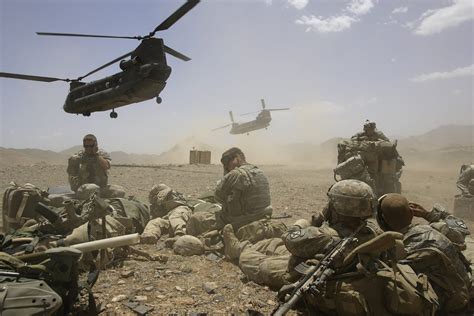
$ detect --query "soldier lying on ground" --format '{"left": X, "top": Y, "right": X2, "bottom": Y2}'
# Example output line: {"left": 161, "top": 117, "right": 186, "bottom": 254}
{"left": 376, "top": 193, "right": 472, "bottom": 314}
{"left": 140, "top": 184, "right": 194, "bottom": 244}
{"left": 224, "top": 179, "right": 439, "bottom": 315}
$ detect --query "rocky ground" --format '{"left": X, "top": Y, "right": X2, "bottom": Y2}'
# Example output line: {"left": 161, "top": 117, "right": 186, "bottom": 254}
{"left": 0, "top": 163, "right": 472, "bottom": 314}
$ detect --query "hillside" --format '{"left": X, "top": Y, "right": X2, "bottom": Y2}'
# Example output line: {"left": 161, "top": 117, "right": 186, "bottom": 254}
{"left": 0, "top": 125, "right": 472, "bottom": 167}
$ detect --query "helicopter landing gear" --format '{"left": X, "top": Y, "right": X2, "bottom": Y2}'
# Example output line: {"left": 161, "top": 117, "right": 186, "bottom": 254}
{"left": 110, "top": 110, "right": 118, "bottom": 119}
{"left": 83, "top": 112, "right": 91, "bottom": 117}
{"left": 156, "top": 97, "right": 162, "bottom": 104}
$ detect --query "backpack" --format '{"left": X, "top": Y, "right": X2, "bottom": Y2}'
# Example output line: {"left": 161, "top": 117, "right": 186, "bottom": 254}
{"left": 2, "top": 182, "right": 49, "bottom": 232}
{"left": 303, "top": 261, "right": 438, "bottom": 316}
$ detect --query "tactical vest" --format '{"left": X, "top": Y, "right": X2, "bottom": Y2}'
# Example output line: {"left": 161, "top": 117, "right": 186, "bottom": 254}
{"left": 219, "top": 164, "right": 272, "bottom": 228}
{"left": 68, "top": 151, "right": 109, "bottom": 191}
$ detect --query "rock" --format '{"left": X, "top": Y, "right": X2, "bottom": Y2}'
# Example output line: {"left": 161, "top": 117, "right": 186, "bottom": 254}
{"left": 181, "top": 297, "right": 194, "bottom": 305}
{"left": 175, "top": 286, "right": 185, "bottom": 292}
{"left": 133, "top": 296, "right": 148, "bottom": 302}
{"left": 214, "top": 295, "right": 225, "bottom": 302}
{"left": 144, "top": 286, "right": 154, "bottom": 292}
{"left": 117, "top": 280, "right": 126, "bottom": 285}
{"left": 157, "top": 295, "right": 166, "bottom": 299}
{"left": 202, "top": 282, "right": 218, "bottom": 294}
{"left": 111, "top": 295, "right": 127, "bottom": 302}
{"left": 120, "top": 270, "right": 134, "bottom": 278}
{"left": 267, "top": 299, "right": 276, "bottom": 306}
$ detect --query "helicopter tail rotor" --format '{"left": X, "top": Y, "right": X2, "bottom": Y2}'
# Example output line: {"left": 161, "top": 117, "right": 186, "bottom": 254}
{"left": 229, "top": 111, "right": 235, "bottom": 123}
{"left": 261, "top": 99, "right": 266, "bottom": 109}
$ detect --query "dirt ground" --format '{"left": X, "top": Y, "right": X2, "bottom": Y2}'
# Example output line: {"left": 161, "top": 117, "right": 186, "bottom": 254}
{"left": 0, "top": 163, "right": 472, "bottom": 314}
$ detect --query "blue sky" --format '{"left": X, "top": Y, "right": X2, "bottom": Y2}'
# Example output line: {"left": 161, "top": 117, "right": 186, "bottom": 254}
{"left": 1, "top": 0, "right": 472, "bottom": 154}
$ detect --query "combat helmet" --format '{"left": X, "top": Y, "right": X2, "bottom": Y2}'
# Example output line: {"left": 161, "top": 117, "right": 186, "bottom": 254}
{"left": 363, "top": 120, "right": 376, "bottom": 131}
{"left": 327, "top": 179, "right": 376, "bottom": 217}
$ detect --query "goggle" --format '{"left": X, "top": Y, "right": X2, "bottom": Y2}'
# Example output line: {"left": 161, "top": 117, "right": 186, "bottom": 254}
{"left": 83, "top": 144, "right": 95, "bottom": 148}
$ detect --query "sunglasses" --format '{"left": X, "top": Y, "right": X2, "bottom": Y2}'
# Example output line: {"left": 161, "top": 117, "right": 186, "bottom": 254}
{"left": 84, "top": 144, "right": 95, "bottom": 148}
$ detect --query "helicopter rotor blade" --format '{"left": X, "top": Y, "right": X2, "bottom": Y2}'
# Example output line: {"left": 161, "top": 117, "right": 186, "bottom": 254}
{"left": 77, "top": 51, "right": 134, "bottom": 81}
{"left": 212, "top": 123, "right": 232, "bottom": 131}
{"left": 266, "top": 108, "right": 290, "bottom": 111}
{"left": 0, "top": 72, "right": 71, "bottom": 83}
{"left": 164, "top": 45, "right": 191, "bottom": 61}
{"left": 151, "top": 0, "right": 200, "bottom": 35}
{"left": 240, "top": 111, "right": 260, "bottom": 116}
{"left": 37, "top": 32, "right": 141, "bottom": 40}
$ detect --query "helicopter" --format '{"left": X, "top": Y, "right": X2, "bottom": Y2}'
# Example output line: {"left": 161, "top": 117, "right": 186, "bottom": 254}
{"left": 0, "top": 0, "right": 199, "bottom": 119}
{"left": 212, "top": 99, "right": 289, "bottom": 135}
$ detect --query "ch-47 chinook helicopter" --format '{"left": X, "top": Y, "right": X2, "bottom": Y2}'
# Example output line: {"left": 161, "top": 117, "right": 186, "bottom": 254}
{"left": 0, "top": 0, "right": 199, "bottom": 119}
{"left": 212, "top": 99, "right": 289, "bottom": 135}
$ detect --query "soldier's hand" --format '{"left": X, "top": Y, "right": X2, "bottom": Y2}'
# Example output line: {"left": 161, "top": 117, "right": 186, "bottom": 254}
{"left": 408, "top": 202, "right": 428, "bottom": 218}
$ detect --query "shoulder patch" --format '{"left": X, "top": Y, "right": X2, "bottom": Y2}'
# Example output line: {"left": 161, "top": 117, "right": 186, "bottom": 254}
{"left": 288, "top": 229, "right": 305, "bottom": 240}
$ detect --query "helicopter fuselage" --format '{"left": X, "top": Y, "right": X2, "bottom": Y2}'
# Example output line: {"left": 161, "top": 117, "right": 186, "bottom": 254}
{"left": 64, "top": 62, "right": 171, "bottom": 114}
{"left": 230, "top": 112, "right": 272, "bottom": 134}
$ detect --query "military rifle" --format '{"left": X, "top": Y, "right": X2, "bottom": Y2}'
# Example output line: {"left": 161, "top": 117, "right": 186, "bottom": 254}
{"left": 272, "top": 223, "right": 364, "bottom": 316}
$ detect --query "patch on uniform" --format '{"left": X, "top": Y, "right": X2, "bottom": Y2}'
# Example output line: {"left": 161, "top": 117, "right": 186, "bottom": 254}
{"left": 455, "top": 220, "right": 468, "bottom": 229}
{"left": 288, "top": 229, "right": 305, "bottom": 239}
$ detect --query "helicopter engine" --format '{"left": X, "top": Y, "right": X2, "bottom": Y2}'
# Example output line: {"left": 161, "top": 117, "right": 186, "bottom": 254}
{"left": 119, "top": 56, "right": 140, "bottom": 71}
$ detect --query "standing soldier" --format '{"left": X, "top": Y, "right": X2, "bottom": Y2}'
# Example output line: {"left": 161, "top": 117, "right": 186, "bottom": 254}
{"left": 351, "top": 120, "right": 389, "bottom": 141}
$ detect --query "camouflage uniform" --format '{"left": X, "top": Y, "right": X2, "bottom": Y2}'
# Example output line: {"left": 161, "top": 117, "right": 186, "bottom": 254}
{"left": 378, "top": 195, "right": 472, "bottom": 313}
{"left": 457, "top": 164, "right": 474, "bottom": 195}
{"left": 141, "top": 184, "right": 193, "bottom": 244}
{"left": 224, "top": 181, "right": 381, "bottom": 290}
{"left": 57, "top": 197, "right": 150, "bottom": 246}
{"left": 187, "top": 163, "right": 273, "bottom": 236}
{"left": 350, "top": 130, "right": 389, "bottom": 142}
{"left": 67, "top": 149, "right": 111, "bottom": 192}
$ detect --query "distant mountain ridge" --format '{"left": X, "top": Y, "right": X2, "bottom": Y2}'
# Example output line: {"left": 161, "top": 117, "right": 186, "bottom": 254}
{"left": 1, "top": 125, "right": 472, "bottom": 167}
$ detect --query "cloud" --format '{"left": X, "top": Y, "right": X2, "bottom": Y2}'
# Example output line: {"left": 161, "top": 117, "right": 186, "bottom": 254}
{"left": 392, "top": 6, "right": 408, "bottom": 14}
{"left": 412, "top": 0, "right": 473, "bottom": 35}
{"left": 287, "top": 0, "right": 308, "bottom": 10}
{"left": 411, "top": 64, "right": 473, "bottom": 82}
{"left": 347, "top": 0, "right": 375, "bottom": 16}
{"left": 296, "top": 0, "right": 375, "bottom": 33}
{"left": 296, "top": 15, "right": 357, "bottom": 33}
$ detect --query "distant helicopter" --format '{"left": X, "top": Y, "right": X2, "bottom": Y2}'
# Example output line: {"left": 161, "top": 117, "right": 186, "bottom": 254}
{"left": 0, "top": 0, "right": 199, "bottom": 119}
{"left": 213, "top": 99, "right": 289, "bottom": 135}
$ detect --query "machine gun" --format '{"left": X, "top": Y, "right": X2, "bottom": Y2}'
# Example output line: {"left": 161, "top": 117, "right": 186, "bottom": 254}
{"left": 272, "top": 224, "right": 364, "bottom": 316}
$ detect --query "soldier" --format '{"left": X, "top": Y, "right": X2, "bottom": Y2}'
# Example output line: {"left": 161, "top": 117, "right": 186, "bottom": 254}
{"left": 457, "top": 164, "right": 474, "bottom": 196}
{"left": 140, "top": 184, "right": 193, "bottom": 244}
{"left": 222, "top": 180, "right": 381, "bottom": 290}
{"left": 67, "top": 134, "right": 123, "bottom": 198}
{"left": 376, "top": 193, "right": 472, "bottom": 314}
{"left": 351, "top": 120, "right": 389, "bottom": 142}
{"left": 187, "top": 147, "right": 273, "bottom": 236}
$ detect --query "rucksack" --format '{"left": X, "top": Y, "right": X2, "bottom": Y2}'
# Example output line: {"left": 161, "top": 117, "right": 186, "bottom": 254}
{"left": 2, "top": 182, "right": 49, "bottom": 232}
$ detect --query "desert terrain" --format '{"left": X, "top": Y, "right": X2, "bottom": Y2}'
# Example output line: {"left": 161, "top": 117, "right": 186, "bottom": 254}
{"left": 0, "top": 161, "right": 471, "bottom": 314}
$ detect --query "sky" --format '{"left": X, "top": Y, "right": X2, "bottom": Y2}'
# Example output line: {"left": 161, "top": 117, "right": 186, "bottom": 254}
{"left": 0, "top": 0, "right": 473, "bottom": 154}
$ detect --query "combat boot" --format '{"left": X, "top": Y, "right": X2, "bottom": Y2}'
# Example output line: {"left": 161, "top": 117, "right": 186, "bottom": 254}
{"left": 223, "top": 224, "right": 246, "bottom": 261}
